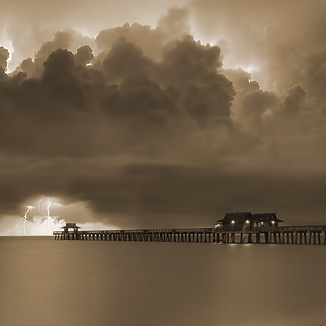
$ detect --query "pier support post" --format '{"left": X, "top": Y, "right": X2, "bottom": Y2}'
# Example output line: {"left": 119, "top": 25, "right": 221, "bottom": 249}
{"left": 280, "top": 232, "right": 284, "bottom": 244}
{"left": 265, "top": 232, "right": 270, "bottom": 244}
{"left": 256, "top": 233, "right": 260, "bottom": 243}
{"left": 231, "top": 233, "right": 235, "bottom": 243}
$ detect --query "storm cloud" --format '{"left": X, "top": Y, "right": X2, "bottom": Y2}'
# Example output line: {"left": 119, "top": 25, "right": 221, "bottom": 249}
{"left": 1, "top": 2, "right": 326, "bottom": 233}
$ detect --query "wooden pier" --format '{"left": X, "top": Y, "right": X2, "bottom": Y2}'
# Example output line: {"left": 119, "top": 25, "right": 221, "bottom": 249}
{"left": 53, "top": 224, "right": 326, "bottom": 244}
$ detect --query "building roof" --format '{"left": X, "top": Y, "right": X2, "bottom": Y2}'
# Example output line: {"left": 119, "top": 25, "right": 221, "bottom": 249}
{"left": 216, "top": 212, "right": 253, "bottom": 222}
{"left": 62, "top": 223, "right": 81, "bottom": 228}
{"left": 251, "top": 213, "right": 284, "bottom": 223}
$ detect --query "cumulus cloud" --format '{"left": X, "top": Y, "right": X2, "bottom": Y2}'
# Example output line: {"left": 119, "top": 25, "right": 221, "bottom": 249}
{"left": 0, "top": 10, "right": 241, "bottom": 230}
{"left": 0, "top": 46, "right": 10, "bottom": 72}
{"left": 2, "top": 2, "right": 326, "bottom": 233}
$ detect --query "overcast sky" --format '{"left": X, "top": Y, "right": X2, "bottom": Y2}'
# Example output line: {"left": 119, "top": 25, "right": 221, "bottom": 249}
{"left": 1, "top": 0, "right": 326, "bottom": 235}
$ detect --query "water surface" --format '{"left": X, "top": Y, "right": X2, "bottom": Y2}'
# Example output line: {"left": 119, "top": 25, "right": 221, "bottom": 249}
{"left": 1, "top": 237, "right": 326, "bottom": 326}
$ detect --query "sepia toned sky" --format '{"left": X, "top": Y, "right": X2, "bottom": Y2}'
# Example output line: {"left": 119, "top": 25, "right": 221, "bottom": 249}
{"left": 1, "top": 0, "right": 326, "bottom": 234}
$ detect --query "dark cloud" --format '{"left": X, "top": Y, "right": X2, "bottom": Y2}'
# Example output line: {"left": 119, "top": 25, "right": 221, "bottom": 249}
{"left": 2, "top": 2, "right": 326, "bottom": 232}
{"left": 279, "top": 85, "right": 306, "bottom": 118}
{"left": 74, "top": 45, "right": 93, "bottom": 66}
{"left": 96, "top": 7, "right": 190, "bottom": 61}
{"left": 16, "top": 30, "right": 95, "bottom": 78}
{"left": 1, "top": 157, "right": 325, "bottom": 228}
{"left": 102, "top": 37, "right": 153, "bottom": 82}
{"left": 300, "top": 49, "right": 326, "bottom": 106}
{"left": 0, "top": 17, "right": 241, "bottom": 228}
{"left": 0, "top": 26, "right": 238, "bottom": 162}
{"left": 0, "top": 46, "right": 10, "bottom": 74}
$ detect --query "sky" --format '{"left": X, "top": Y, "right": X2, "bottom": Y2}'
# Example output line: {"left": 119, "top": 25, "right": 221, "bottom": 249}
{"left": 1, "top": 0, "right": 326, "bottom": 235}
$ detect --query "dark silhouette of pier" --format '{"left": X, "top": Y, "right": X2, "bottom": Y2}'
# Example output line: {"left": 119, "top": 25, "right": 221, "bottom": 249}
{"left": 54, "top": 223, "right": 326, "bottom": 244}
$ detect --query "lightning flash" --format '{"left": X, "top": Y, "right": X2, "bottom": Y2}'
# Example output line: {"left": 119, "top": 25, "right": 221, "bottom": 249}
{"left": 20, "top": 206, "right": 33, "bottom": 236}
{"left": 41, "top": 199, "right": 60, "bottom": 233}
{"left": 20, "top": 197, "right": 60, "bottom": 235}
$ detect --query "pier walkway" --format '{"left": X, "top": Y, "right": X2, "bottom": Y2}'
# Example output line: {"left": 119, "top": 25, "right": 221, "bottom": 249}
{"left": 53, "top": 225, "right": 326, "bottom": 244}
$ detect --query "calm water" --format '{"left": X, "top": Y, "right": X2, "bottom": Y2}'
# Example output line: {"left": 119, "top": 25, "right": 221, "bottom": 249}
{"left": 1, "top": 237, "right": 326, "bottom": 326}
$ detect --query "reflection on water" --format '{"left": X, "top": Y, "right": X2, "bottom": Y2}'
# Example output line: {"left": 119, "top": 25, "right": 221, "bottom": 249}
{"left": 1, "top": 237, "right": 326, "bottom": 326}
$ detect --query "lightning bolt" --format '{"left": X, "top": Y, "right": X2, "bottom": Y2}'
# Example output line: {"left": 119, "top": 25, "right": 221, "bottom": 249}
{"left": 20, "top": 197, "right": 61, "bottom": 236}
{"left": 35, "top": 198, "right": 42, "bottom": 213}
{"left": 45, "top": 200, "right": 53, "bottom": 233}
{"left": 41, "top": 199, "right": 60, "bottom": 234}
{"left": 20, "top": 206, "right": 33, "bottom": 236}
{"left": 20, "top": 198, "right": 43, "bottom": 236}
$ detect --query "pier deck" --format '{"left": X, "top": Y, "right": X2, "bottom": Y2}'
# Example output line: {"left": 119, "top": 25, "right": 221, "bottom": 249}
{"left": 53, "top": 225, "right": 326, "bottom": 244}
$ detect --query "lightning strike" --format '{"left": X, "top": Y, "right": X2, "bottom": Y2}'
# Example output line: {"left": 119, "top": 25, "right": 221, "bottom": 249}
{"left": 35, "top": 198, "right": 42, "bottom": 213}
{"left": 20, "top": 206, "right": 33, "bottom": 236}
{"left": 45, "top": 200, "right": 53, "bottom": 233}
{"left": 41, "top": 199, "right": 60, "bottom": 235}
{"left": 20, "top": 198, "right": 43, "bottom": 236}
{"left": 20, "top": 197, "right": 60, "bottom": 235}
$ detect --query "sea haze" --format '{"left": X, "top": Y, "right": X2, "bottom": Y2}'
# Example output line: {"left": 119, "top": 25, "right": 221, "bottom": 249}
{"left": 1, "top": 237, "right": 326, "bottom": 326}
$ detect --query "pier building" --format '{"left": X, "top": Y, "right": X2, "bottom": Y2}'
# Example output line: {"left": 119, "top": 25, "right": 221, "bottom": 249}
{"left": 215, "top": 212, "right": 284, "bottom": 229}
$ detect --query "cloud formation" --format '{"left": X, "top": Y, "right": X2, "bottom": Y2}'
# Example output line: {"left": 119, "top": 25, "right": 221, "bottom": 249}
{"left": 1, "top": 2, "right": 326, "bottom": 233}
{"left": 0, "top": 46, "right": 9, "bottom": 72}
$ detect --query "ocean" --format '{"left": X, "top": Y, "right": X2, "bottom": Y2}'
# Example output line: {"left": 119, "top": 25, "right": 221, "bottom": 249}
{"left": 1, "top": 237, "right": 326, "bottom": 326}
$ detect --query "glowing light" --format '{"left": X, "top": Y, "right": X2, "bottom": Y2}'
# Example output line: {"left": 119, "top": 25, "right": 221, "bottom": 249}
{"left": 231, "top": 220, "right": 235, "bottom": 224}
{"left": 0, "top": 28, "right": 15, "bottom": 73}
{"left": 271, "top": 221, "right": 275, "bottom": 224}
{"left": 240, "top": 66, "right": 256, "bottom": 74}
{"left": 246, "top": 220, "right": 250, "bottom": 224}
{"left": 73, "top": 27, "right": 97, "bottom": 39}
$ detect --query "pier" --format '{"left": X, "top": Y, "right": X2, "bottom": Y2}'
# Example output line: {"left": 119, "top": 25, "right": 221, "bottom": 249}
{"left": 53, "top": 224, "right": 326, "bottom": 244}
